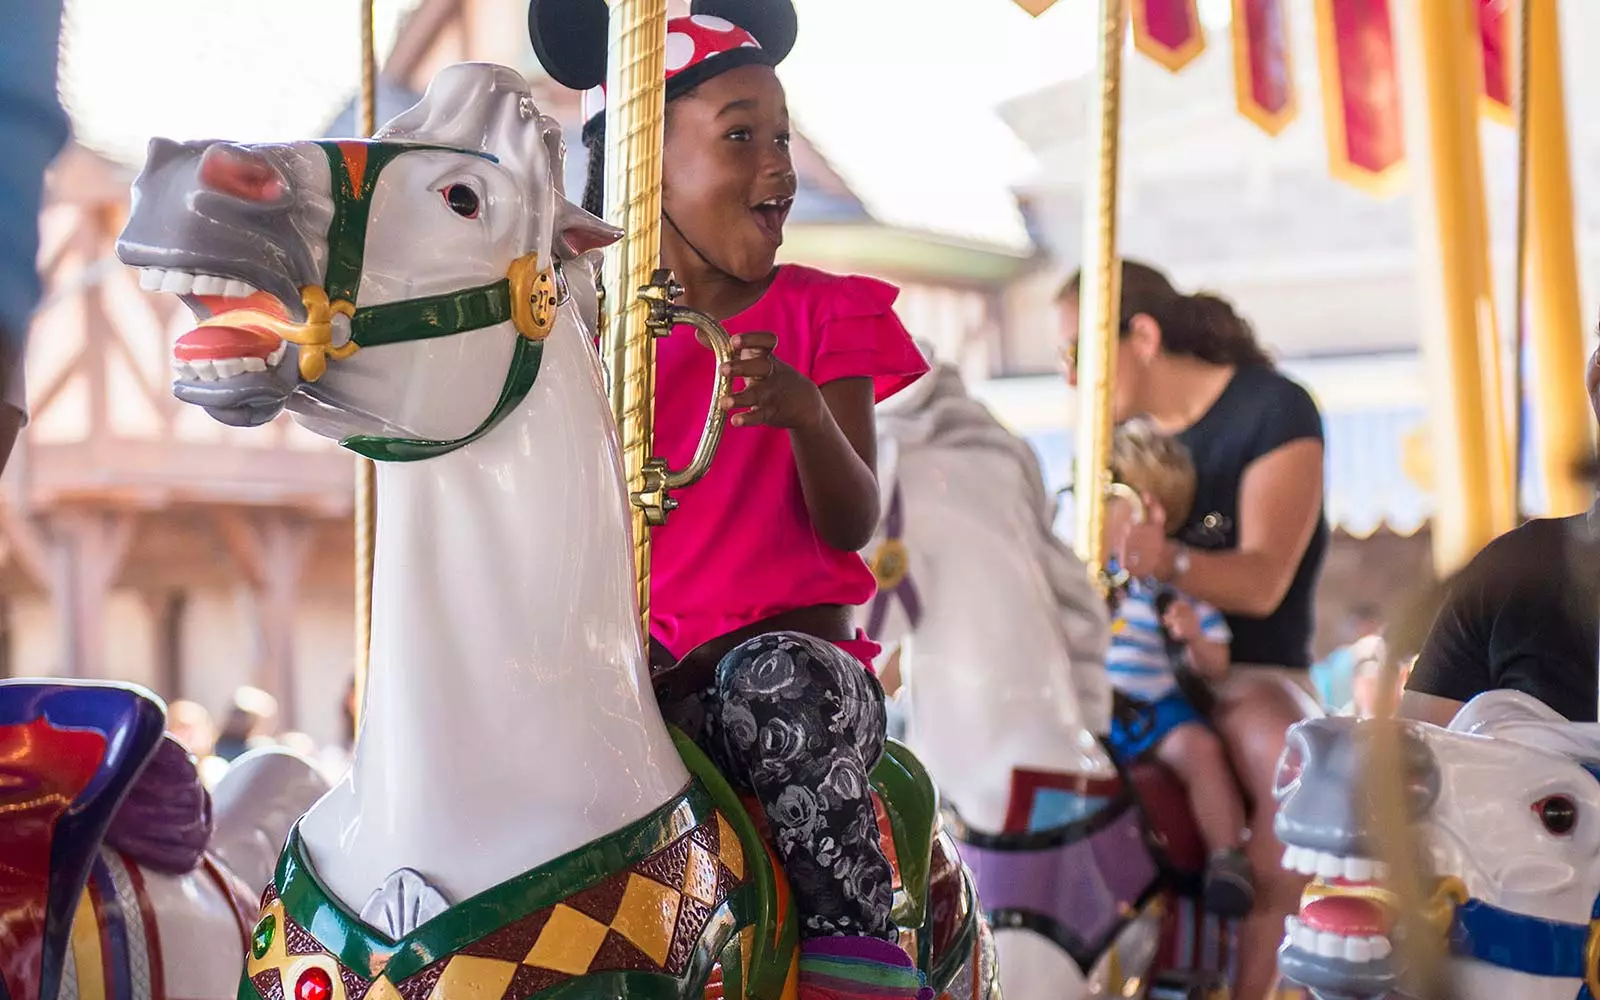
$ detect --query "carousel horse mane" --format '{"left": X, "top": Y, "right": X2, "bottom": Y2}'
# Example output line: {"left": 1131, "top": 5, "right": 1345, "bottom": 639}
{"left": 877, "top": 356, "right": 1112, "bottom": 725}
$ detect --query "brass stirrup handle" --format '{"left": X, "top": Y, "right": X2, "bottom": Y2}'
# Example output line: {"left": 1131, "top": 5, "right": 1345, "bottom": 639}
{"left": 639, "top": 278, "right": 735, "bottom": 493}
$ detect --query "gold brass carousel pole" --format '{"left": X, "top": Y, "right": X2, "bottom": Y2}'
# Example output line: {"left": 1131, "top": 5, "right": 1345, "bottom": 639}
{"left": 601, "top": 0, "right": 669, "bottom": 636}
{"left": 1522, "top": 0, "right": 1592, "bottom": 518}
{"left": 1071, "top": 0, "right": 1127, "bottom": 590}
{"left": 352, "top": 0, "right": 378, "bottom": 735}
{"left": 1396, "top": 0, "right": 1506, "bottom": 574}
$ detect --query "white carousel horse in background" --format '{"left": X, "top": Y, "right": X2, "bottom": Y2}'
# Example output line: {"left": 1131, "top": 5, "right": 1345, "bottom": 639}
{"left": 118, "top": 62, "right": 998, "bottom": 1000}
{"left": 0, "top": 679, "right": 329, "bottom": 1000}
{"left": 862, "top": 358, "right": 1266, "bottom": 999}
{"left": 1277, "top": 689, "right": 1600, "bottom": 1000}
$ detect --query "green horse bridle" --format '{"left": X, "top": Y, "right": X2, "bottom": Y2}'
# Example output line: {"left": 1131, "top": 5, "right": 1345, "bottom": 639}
{"left": 198, "top": 139, "right": 565, "bottom": 462}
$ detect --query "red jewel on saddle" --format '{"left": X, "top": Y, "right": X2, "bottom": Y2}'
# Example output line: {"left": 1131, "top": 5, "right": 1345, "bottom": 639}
{"left": 295, "top": 967, "right": 333, "bottom": 1000}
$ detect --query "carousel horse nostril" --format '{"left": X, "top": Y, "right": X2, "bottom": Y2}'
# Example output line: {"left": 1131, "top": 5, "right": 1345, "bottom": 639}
{"left": 198, "top": 142, "right": 287, "bottom": 204}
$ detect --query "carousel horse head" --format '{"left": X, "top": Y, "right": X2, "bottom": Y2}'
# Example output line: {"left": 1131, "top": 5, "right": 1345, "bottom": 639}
{"left": 117, "top": 62, "right": 619, "bottom": 452}
{"left": 1276, "top": 690, "right": 1600, "bottom": 1000}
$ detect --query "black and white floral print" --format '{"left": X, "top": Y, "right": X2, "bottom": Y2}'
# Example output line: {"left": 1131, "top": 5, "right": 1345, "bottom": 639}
{"left": 660, "top": 631, "right": 896, "bottom": 940}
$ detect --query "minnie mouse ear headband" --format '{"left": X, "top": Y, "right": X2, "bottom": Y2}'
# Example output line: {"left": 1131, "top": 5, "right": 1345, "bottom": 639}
{"left": 528, "top": 0, "right": 798, "bottom": 142}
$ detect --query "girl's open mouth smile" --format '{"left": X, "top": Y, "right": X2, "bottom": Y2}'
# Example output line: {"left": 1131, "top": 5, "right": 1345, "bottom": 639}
{"left": 751, "top": 196, "right": 794, "bottom": 243}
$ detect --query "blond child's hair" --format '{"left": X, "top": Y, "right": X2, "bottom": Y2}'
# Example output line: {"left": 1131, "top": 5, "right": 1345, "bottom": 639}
{"left": 1110, "top": 418, "right": 1196, "bottom": 534}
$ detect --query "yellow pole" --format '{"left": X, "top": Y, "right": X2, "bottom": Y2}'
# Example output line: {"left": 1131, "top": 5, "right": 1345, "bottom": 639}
{"left": 601, "top": 0, "right": 668, "bottom": 635}
{"left": 1524, "top": 0, "right": 1593, "bottom": 517}
{"left": 352, "top": 0, "right": 377, "bottom": 735}
{"left": 1071, "top": 0, "right": 1126, "bottom": 587}
{"left": 1395, "top": 0, "right": 1507, "bottom": 573}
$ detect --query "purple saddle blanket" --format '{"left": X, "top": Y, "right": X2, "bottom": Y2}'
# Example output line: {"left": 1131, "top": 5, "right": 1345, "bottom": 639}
{"left": 103, "top": 733, "right": 213, "bottom": 874}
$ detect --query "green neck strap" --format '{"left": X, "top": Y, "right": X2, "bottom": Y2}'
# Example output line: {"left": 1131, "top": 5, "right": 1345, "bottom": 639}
{"left": 308, "top": 140, "right": 552, "bottom": 463}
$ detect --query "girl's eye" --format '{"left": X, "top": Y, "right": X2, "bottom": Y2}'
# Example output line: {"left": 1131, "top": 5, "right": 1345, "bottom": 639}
{"left": 443, "top": 183, "right": 480, "bottom": 219}
{"left": 776, "top": 132, "right": 792, "bottom": 150}
{"left": 725, "top": 127, "right": 752, "bottom": 142}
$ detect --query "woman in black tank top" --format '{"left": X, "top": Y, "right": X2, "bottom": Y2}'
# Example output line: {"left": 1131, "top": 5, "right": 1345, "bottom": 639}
{"left": 1060, "top": 260, "right": 1327, "bottom": 998}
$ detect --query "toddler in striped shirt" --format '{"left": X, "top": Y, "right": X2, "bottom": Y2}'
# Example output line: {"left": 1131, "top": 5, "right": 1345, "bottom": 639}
{"left": 1105, "top": 419, "right": 1253, "bottom": 917}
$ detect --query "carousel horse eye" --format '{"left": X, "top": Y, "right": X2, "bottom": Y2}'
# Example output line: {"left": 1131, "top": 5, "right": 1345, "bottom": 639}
{"left": 443, "top": 183, "right": 480, "bottom": 219}
{"left": 1535, "top": 795, "right": 1578, "bottom": 835}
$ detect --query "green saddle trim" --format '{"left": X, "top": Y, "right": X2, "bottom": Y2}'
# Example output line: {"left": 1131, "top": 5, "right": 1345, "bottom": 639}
{"left": 870, "top": 738, "right": 937, "bottom": 929}
{"left": 668, "top": 726, "right": 796, "bottom": 1000}
{"left": 273, "top": 781, "right": 713, "bottom": 981}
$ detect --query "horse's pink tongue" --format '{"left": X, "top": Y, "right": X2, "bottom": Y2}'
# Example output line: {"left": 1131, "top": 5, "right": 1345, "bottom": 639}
{"left": 175, "top": 325, "right": 279, "bottom": 362}
{"left": 1301, "top": 895, "right": 1389, "bottom": 936}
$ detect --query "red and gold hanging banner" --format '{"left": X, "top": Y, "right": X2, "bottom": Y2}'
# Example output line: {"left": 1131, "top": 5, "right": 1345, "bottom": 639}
{"left": 1231, "top": 0, "right": 1297, "bottom": 135}
{"left": 1132, "top": 0, "right": 1205, "bottom": 73}
{"left": 1314, "top": 0, "right": 1406, "bottom": 195}
{"left": 1478, "top": 0, "right": 1512, "bottom": 124}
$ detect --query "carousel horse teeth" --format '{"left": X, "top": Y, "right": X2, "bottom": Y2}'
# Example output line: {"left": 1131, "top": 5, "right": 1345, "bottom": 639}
{"left": 172, "top": 360, "right": 197, "bottom": 379}
{"left": 267, "top": 343, "right": 286, "bottom": 367}
{"left": 1342, "top": 856, "right": 1375, "bottom": 881}
{"left": 1368, "top": 935, "right": 1392, "bottom": 960}
{"left": 159, "top": 269, "right": 195, "bottom": 294}
{"left": 1315, "top": 931, "right": 1345, "bottom": 958}
{"left": 191, "top": 273, "right": 229, "bottom": 295}
{"left": 224, "top": 278, "right": 257, "bottom": 298}
{"left": 1343, "top": 935, "right": 1374, "bottom": 963}
{"left": 1282, "top": 845, "right": 1304, "bottom": 872}
{"left": 1315, "top": 850, "right": 1345, "bottom": 878}
{"left": 139, "top": 267, "right": 166, "bottom": 290}
{"left": 213, "top": 357, "right": 246, "bottom": 378}
{"left": 241, "top": 356, "right": 267, "bottom": 373}
{"left": 190, "top": 358, "right": 218, "bottom": 381}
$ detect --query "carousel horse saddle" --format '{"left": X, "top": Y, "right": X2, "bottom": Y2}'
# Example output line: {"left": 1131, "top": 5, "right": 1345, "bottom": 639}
{"left": 240, "top": 730, "right": 974, "bottom": 1000}
{"left": 0, "top": 681, "right": 171, "bottom": 1000}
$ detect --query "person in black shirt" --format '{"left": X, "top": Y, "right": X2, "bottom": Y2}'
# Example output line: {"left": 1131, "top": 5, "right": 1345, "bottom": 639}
{"left": 1403, "top": 348, "right": 1600, "bottom": 724}
{"left": 1060, "top": 260, "right": 1327, "bottom": 1000}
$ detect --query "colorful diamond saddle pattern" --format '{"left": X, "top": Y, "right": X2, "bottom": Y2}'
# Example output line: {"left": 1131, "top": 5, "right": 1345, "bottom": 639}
{"left": 244, "top": 810, "right": 748, "bottom": 1000}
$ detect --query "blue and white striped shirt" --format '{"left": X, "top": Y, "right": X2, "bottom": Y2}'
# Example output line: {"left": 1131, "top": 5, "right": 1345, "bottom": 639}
{"left": 1107, "top": 580, "right": 1231, "bottom": 701}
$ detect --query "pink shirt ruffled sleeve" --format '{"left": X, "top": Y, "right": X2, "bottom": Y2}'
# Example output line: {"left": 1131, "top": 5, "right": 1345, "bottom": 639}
{"left": 807, "top": 273, "right": 929, "bottom": 403}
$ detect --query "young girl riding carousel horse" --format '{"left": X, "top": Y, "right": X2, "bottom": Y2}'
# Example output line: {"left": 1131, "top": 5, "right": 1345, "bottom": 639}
{"left": 530, "top": 3, "right": 930, "bottom": 998}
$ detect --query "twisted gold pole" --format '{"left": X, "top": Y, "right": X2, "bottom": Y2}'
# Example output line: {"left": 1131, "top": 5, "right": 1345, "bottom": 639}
{"left": 1071, "top": 0, "right": 1126, "bottom": 588}
{"left": 600, "top": 0, "right": 669, "bottom": 637}
{"left": 352, "top": 0, "right": 378, "bottom": 735}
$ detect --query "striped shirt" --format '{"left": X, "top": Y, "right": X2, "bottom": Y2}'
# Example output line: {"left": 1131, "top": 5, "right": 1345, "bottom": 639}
{"left": 1107, "top": 581, "right": 1231, "bottom": 701}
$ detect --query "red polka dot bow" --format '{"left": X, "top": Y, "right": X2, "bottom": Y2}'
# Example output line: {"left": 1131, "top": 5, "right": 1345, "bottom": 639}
{"left": 582, "top": 15, "right": 766, "bottom": 125}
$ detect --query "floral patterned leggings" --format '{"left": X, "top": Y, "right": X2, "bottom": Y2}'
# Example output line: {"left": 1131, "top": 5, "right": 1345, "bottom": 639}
{"left": 659, "top": 631, "right": 897, "bottom": 941}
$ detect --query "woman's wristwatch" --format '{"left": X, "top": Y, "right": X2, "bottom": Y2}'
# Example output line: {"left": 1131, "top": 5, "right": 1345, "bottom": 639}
{"left": 1168, "top": 542, "right": 1191, "bottom": 581}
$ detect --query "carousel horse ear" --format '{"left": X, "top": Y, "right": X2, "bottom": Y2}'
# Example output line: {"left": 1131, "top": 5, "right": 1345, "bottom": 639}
{"left": 690, "top": 0, "right": 798, "bottom": 63}
{"left": 555, "top": 199, "right": 622, "bottom": 259}
{"left": 528, "top": 0, "right": 610, "bottom": 91}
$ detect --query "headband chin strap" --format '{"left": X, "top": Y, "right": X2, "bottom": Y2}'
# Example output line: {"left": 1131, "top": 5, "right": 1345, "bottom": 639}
{"left": 663, "top": 207, "right": 743, "bottom": 288}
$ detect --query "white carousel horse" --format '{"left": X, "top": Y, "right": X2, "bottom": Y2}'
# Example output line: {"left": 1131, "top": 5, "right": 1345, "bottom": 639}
{"left": 861, "top": 359, "right": 1249, "bottom": 999}
{"left": 0, "top": 679, "right": 329, "bottom": 1000}
{"left": 117, "top": 62, "right": 998, "bottom": 1000}
{"left": 1276, "top": 689, "right": 1600, "bottom": 1000}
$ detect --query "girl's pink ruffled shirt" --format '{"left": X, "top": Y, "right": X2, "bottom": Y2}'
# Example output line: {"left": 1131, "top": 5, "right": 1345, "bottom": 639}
{"left": 650, "top": 265, "right": 929, "bottom": 665}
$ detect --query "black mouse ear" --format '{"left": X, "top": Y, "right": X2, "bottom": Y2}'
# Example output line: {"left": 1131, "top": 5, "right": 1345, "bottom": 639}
{"left": 689, "top": 0, "right": 798, "bottom": 64}
{"left": 528, "top": 0, "right": 611, "bottom": 91}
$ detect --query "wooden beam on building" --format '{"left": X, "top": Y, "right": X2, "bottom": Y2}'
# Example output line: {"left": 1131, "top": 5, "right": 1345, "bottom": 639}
{"left": 137, "top": 588, "right": 187, "bottom": 700}
{"left": 0, "top": 504, "right": 52, "bottom": 587}
{"left": 47, "top": 509, "right": 137, "bottom": 677}
{"left": 211, "top": 509, "right": 313, "bottom": 727}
